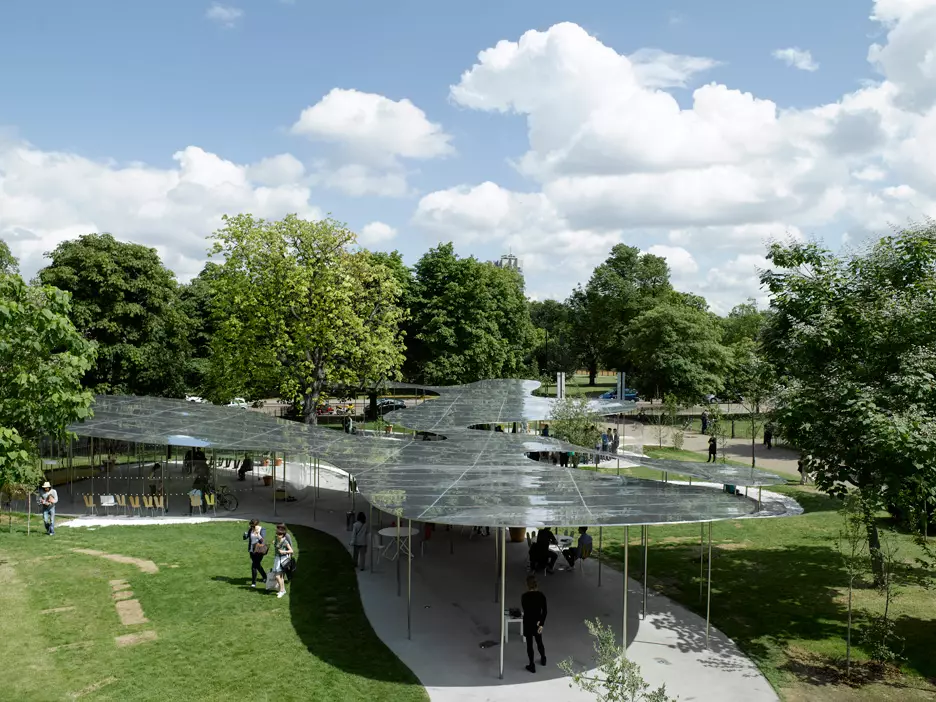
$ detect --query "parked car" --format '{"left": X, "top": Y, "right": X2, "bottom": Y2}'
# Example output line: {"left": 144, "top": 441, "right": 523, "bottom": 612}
{"left": 226, "top": 397, "right": 249, "bottom": 408}
{"left": 599, "top": 389, "right": 639, "bottom": 401}
{"left": 702, "top": 394, "right": 719, "bottom": 404}
{"left": 186, "top": 395, "right": 206, "bottom": 404}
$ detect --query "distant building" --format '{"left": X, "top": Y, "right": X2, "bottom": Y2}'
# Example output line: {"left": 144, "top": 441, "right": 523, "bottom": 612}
{"left": 492, "top": 253, "right": 523, "bottom": 276}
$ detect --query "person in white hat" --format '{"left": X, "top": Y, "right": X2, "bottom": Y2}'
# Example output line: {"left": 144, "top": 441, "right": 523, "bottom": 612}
{"left": 38, "top": 481, "right": 58, "bottom": 535}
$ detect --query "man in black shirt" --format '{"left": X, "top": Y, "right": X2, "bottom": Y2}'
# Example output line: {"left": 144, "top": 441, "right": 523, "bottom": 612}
{"left": 520, "top": 575, "right": 547, "bottom": 673}
{"left": 531, "top": 527, "right": 558, "bottom": 573}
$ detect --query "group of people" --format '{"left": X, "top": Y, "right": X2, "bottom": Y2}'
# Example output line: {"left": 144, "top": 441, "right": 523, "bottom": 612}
{"left": 528, "top": 526, "right": 593, "bottom": 574}
{"left": 243, "top": 520, "right": 295, "bottom": 598}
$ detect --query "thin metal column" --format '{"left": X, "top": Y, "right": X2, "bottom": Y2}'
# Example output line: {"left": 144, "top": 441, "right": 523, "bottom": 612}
{"left": 598, "top": 526, "right": 602, "bottom": 587}
{"left": 623, "top": 525, "right": 629, "bottom": 656}
{"left": 272, "top": 452, "right": 277, "bottom": 516}
{"left": 407, "top": 518, "right": 412, "bottom": 640}
{"left": 494, "top": 524, "right": 500, "bottom": 603}
{"left": 699, "top": 523, "right": 705, "bottom": 600}
{"left": 642, "top": 525, "right": 648, "bottom": 620}
{"left": 498, "top": 526, "right": 506, "bottom": 680}
{"left": 396, "top": 519, "right": 401, "bottom": 597}
{"left": 369, "top": 504, "right": 375, "bottom": 573}
{"left": 706, "top": 522, "right": 713, "bottom": 647}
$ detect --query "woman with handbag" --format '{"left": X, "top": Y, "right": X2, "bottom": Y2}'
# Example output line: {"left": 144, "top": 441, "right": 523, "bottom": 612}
{"left": 243, "top": 519, "right": 268, "bottom": 588}
{"left": 272, "top": 523, "right": 294, "bottom": 598}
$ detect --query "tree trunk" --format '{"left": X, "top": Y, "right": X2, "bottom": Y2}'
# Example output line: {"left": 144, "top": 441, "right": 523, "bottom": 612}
{"left": 588, "top": 365, "right": 597, "bottom": 386}
{"left": 302, "top": 391, "right": 318, "bottom": 425}
{"left": 846, "top": 578, "right": 853, "bottom": 679}
{"left": 864, "top": 509, "right": 884, "bottom": 586}
{"left": 27, "top": 494, "right": 31, "bottom": 536}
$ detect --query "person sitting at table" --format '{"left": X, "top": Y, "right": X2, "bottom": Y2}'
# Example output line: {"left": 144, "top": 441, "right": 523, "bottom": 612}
{"left": 530, "top": 527, "right": 558, "bottom": 574}
{"left": 237, "top": 453, "right": 254, "bottom": 481}
{"left": 562, "top": 526, "right": 593, "bottom": 570}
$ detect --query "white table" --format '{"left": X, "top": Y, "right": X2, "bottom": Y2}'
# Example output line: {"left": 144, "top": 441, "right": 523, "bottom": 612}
{"left": 378, "top": 526, "right": 418, "bottom": 561}
{"left": 504, "top": 610, "right": 523, "bottom": 642}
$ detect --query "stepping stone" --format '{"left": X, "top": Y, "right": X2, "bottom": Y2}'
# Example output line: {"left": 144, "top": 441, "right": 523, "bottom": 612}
{"left": 41, "top": 606, "right": 76, "bottom": 615}
{"left": 70, "top": 676, "right": 117, "bottom": 698}
{"left": 115, "top": 630, "right": 157, "bottom": 647}
{"left": 115, "top": 599, "right": 148, "bottom": 626}
{"left": 46, "top": 641, "right": 92, "bottom": 653}
{"left": 112, "top": 591, "right": 133, "bottom": 601}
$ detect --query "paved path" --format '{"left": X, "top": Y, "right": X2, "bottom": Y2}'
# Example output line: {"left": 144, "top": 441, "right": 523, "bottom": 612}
{"left": 61, "top": 460, "right": 784, "bottom": 702}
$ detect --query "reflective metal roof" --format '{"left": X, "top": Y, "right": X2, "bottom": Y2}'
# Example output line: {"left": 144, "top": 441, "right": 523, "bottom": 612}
{"left": 67, "top": 380, "right": 782, "bottom": 527}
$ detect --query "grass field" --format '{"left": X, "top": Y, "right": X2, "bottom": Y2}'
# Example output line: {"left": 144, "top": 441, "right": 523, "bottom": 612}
{"left": 0, "top": 518, "right": 427, "bottom": 702}
{"left": 595, "top": 454, "right": 936, "bottom": 701}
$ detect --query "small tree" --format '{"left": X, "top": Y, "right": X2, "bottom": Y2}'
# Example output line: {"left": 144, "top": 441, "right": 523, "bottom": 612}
{"left": 663, "top": 394, "right": 684, "bottom": 450}
{"left": 707, "top": 405, "right": 731, "bottom": 463}
{"left": 0, "top": 429, "right": 45, "bottom": 534}
{"left": 838, "top": 492, "right": 868, "bottom": 679}
{"left": 550, "top": 397, "right": 602, "bottom": 456}
{"left": 558, "top": 619, "right": 677, "bottom": 702}
{"left": 860, "top": 528, "right": 905, "bottom": 665}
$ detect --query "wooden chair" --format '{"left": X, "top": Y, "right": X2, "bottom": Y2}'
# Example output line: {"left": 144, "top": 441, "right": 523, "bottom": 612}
{"left": 82, "top": 494, "right": 96, "bottom": 515}
{"left": 577, "top": 543, "right": 593, "bottom": 574}
{"left": 153, "top": 495, "right": 165, "bottom": 516}
{"left": 115, "top": 494, "right": 128, "bottom": 515}
{"left": 188, "top": 494, "right": 202, "bottom": 515}
{"left": 142, "top": 495, "right": 155, "bottom": 517}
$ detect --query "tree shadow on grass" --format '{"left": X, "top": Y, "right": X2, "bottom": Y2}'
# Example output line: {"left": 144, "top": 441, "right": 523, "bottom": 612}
{"left": 285, "top": 524, "right": 422, "bottom": 687}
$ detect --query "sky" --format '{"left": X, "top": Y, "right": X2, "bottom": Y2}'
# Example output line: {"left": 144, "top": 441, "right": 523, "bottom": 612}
{"left": 2, "top": 0, "right": 936, "bottom": 313}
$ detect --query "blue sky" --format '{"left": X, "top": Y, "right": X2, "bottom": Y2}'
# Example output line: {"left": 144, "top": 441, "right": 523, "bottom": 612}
{"left": 2, "top": 0, "right": 935, "bottom": 311}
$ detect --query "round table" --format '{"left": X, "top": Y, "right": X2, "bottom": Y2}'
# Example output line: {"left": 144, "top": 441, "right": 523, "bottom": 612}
{"left": 378, "top": 526, "right": 418, "bottom": 560}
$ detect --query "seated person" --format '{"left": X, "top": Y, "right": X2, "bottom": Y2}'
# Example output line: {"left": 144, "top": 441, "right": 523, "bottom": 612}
{"left": 529, "top": 527, "right": 558, "bottom": 573}
{"left": 237, "top": 454, "right": 254, "bottom": 481}
{"left": 563, "top": 527, "right": 593, "bottom": 569}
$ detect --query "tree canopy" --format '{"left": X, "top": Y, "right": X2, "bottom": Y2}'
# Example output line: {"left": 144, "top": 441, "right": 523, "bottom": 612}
{"left": 404, "top": 243, "right": 533, "bottom": 385}
{"left": 0, "top": 273, "right": 96, "bottom": 494}
{"left": 0, "top": 240, "right": 18, "bottom": 275}
{"left": 625, "top": 300, "right": 729, "bottom": 403}
{"left": 207, "top": 214, "right": 406, "bottom": 423}
{"left": 38, "top": 233, "right": 190, "bottom": 397}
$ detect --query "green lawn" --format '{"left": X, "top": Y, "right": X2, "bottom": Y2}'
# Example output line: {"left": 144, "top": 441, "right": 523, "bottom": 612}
{"left": 594, "top": 458, "right": 936, "bottom": 700}
{"left": 0, "top": 517, "right": 427, "bottom": 702}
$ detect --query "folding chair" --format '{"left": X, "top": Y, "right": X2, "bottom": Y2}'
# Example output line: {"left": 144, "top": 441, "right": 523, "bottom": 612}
{"left": 142, "top": 495, "right": 155, "bottom": 517}
{"left": 82, "top": 494, "right": 96, "bottom": 516}
{"left": 115, "top": 494, "right": 128, "bottom": 515}
{"left": 128, "top": 495, "right": 142, "bottom": 517}
{"left": 100, "top": 495, "right": 117, "bottom": 516}
{"left": 576, "top": 544, "right": 593, "bottom": 574}
{"left": 153, "top": 495, "right": 165, "bottom": 516}
{"left": 189, "top": 494, "right": 202, "bottom": 515}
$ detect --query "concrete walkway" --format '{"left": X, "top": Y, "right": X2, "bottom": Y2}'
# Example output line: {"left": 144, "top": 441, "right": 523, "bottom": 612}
{"left": 61, "top": 460, "right": 784, "bottom": 702}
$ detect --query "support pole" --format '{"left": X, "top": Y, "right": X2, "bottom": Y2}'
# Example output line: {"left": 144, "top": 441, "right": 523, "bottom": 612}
{"left": 369, "top": 504, "right": 375, "bottom": 573}
{"left": 623, "top": 525, "right": 629, "bottom": 656}
{"left": 498, "top": 526, "right": 506, "bottom": 680}
{"left": 396, "top": 519, "right": 401, "bottom": 597}
{"left": 598, "top": 526, "right": 602, "bottom": 587}
{"left": 407, "top": 518, "right": 412, "bottom": 640}
{"left": 699, "top": 523, "right": 705, "bottom": 600}
{"left": 642, "top": 525, "right": 648, "bottom": 620}
{"left": 494, "top": 524, "right": 500, "bottom": 603}
{"left": 706, "top": 521, "right": 713, "bottom": 647}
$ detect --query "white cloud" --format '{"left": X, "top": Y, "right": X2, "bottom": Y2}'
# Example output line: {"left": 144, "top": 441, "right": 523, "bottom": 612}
{"left": 359, "top": 221, "right": 398, "bottom": 247}
{"left": 246, "top": 154, "right": 305, "bottom": 186}
{"left": 772, "top": 47, "right": 819, "bottom": 72}
{"left": 647, "top": 245, "right": 698, "bottom": 276}
{"left": 291, "top": 89, "right": 452, "bottom": 197}
{"left": 627, "top": 49, "right": 722, "bottom": 88}
{"left": 414, "top": 10, "right": 936, "bottom": 305}
{"left": 205, "top": 3, "right": 243, "bottom": 29}
{"left": 0, "top": 140, "right": 319, "bottom": 280}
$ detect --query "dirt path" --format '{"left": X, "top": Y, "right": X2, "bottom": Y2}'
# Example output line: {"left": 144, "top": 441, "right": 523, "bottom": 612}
{"left": 645, "top": 427, "right": 802, "bottom": 478}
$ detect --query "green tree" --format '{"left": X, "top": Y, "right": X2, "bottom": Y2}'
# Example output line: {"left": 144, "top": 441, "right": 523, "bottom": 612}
{"left": 558, "top": 619, "right": 676, "bottom": 702}
{"left": 179, "top": 263, "right": 221, "bottom": 394}
{"left": 727, "top": 338, "right": 776, "bottom": 467}
{"left": 207, "top": 214, "right": 406, "bottom": 423}
{"left": 38, "top": 233, "right": 190, "bottom": 397}
{"left": 549, "top": 396, "right": 601, "bottom": 455}
{"left": 0, "top": 239, "right": 18, "bottom": 275}
{"left": 625, "top": 301, "right": 729, "bottom": 403}
{"left": 529, "top": 299, "right": 578, "bottom": 379}
{"left": 569, "top": 245, "right": 672, "bottom": 385}
{"left": 761, "top": 223, "right": 936, "bottom": 581}
{"left": 405, "top": 243, "right": 533, "bottom": 384}
{"left": 720, "top": 299, "right": 769, "bottom": 346}
{"left": 0, "top": 274, "right": 96, "bottom": 525}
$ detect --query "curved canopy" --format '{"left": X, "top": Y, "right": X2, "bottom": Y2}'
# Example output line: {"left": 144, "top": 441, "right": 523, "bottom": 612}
{"left": 67, "top": 380, "right": 782, "bottom": 527}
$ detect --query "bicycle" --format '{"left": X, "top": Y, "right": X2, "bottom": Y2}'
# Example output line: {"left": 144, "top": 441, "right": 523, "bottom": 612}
{"left": 213, "top": 484, "right": 239, "bottom": 512}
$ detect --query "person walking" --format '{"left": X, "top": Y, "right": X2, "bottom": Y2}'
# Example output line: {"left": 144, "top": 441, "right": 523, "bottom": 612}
{"left": 706, "top": 435, "right": 718, "bottom": 463}
{"left": 272, "top": 523, "right": 294, "bottom": 598}
{"left": 700, "top": 410, "right": 709, "bottom": 434}
{"left": 763, "top": 423, "right": 774, "bottom": 450}
{"left": 38, "top": 481, "right": 58, "bottom": 535}
{"left": 243, "top": 519, "right": 268, "bottom": 588}
{"left": 350, "top": 511, "right": 368, "bottom": 571}
{"left": 520, "top": 575, "right": 548, "bottom": 673}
